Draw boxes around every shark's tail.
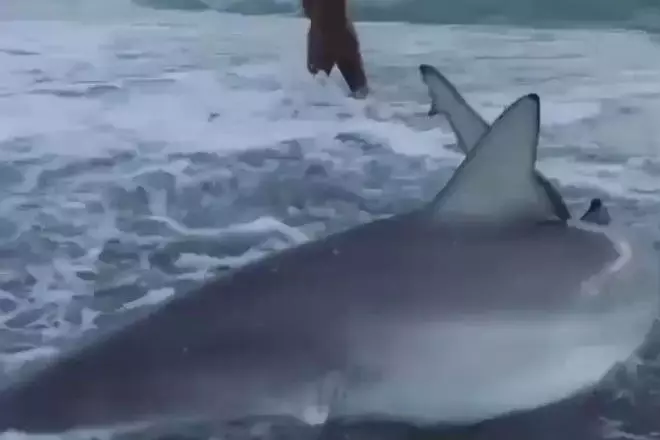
[419,64,468,117]
[418,64,489,155]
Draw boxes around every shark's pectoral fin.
[428,93,558,224]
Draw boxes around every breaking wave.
[133,0,660,31]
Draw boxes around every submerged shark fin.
[428,93,559,224]
[419,63,571,221]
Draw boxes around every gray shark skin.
[419,63,572,222]
[0,94,657,436]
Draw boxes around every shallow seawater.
[1,6,660,440]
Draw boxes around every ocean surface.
[1,0,660,439]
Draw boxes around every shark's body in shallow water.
[0,92,656,436]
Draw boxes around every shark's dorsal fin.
[428,93,558,224]
[419,63,571,222]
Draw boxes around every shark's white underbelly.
[328,305,656,425]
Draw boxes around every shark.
[0,92,656,436]
[418,63,612,225]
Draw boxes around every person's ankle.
[350,85,369,99]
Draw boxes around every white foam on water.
[539,157,660,201]
[0,9,660,438]
[121,287,175,310]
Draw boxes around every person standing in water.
[302,0,369,98]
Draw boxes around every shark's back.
[0,212,622,432]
